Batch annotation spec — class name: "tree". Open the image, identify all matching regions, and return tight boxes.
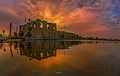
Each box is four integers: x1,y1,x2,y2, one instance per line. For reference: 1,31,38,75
2,30,5,36
14,32,17,37
19,31,24,37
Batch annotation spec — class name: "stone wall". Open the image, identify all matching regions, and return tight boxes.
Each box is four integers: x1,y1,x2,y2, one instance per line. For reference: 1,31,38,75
18,19,79,40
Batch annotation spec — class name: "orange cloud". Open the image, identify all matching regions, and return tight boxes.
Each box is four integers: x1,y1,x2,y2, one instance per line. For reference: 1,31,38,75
0,7,19,18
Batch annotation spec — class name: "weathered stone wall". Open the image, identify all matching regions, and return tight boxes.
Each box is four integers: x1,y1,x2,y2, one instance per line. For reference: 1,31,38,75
18,19,79,39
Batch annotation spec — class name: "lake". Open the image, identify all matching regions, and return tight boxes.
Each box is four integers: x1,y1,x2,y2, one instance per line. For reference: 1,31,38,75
0,40,120,76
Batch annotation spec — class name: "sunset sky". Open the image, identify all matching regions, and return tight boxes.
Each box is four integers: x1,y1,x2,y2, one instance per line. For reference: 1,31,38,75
0,0,120,38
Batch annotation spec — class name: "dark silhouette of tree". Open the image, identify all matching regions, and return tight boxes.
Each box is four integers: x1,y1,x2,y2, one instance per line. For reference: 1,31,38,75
19,31,24,37
2,30,5,36
14,32,17,37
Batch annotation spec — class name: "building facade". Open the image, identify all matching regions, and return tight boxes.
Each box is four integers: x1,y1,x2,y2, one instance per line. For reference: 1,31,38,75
16,19,79,40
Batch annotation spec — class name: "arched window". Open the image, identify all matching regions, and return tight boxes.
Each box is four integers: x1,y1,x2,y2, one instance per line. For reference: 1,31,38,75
30,24,32,28
40,22,43,28
34,24,36,28
21,27,24,31
54,27,56,30
47,24,50,29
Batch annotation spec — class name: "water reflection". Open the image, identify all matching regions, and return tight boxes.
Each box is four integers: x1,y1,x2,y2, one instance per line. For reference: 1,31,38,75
0,40,120,76
0,40,119,61
1,40,89,60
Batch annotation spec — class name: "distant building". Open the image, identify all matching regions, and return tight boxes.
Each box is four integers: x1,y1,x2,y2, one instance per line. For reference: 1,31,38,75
15,19,79,40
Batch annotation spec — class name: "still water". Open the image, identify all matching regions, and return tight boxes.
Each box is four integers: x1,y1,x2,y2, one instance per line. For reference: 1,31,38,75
0,40,120,76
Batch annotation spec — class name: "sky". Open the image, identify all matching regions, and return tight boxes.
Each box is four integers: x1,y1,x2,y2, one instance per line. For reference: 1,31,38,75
0,0,120,38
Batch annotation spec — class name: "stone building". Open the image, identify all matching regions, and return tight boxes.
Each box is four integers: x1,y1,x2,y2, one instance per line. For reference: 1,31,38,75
16,19,79,40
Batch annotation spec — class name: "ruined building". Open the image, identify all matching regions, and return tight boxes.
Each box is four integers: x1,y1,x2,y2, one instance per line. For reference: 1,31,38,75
15,19,79,40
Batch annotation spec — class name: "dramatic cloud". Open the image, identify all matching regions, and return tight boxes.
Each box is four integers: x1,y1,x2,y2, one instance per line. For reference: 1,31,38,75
0,0,120,38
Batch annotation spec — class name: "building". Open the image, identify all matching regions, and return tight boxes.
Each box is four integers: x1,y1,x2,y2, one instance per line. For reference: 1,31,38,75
15,19,79,40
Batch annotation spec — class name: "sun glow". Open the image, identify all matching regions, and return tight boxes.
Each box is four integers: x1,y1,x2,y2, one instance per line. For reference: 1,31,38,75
39,8,64,29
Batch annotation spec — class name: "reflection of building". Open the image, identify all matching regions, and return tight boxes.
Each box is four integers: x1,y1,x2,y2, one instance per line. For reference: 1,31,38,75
18,41,57,60
0,38,3,42
13,40,81,60
1,40,97,60
0,43,3,49
0,34,3,42
16,19,79,39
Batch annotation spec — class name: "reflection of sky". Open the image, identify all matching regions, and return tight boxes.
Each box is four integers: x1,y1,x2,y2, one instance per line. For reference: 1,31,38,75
0,0,120,38
0,42,120,76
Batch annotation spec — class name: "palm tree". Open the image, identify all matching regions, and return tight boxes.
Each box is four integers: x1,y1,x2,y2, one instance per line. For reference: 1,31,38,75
1,30,5,41
2,30,5,37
